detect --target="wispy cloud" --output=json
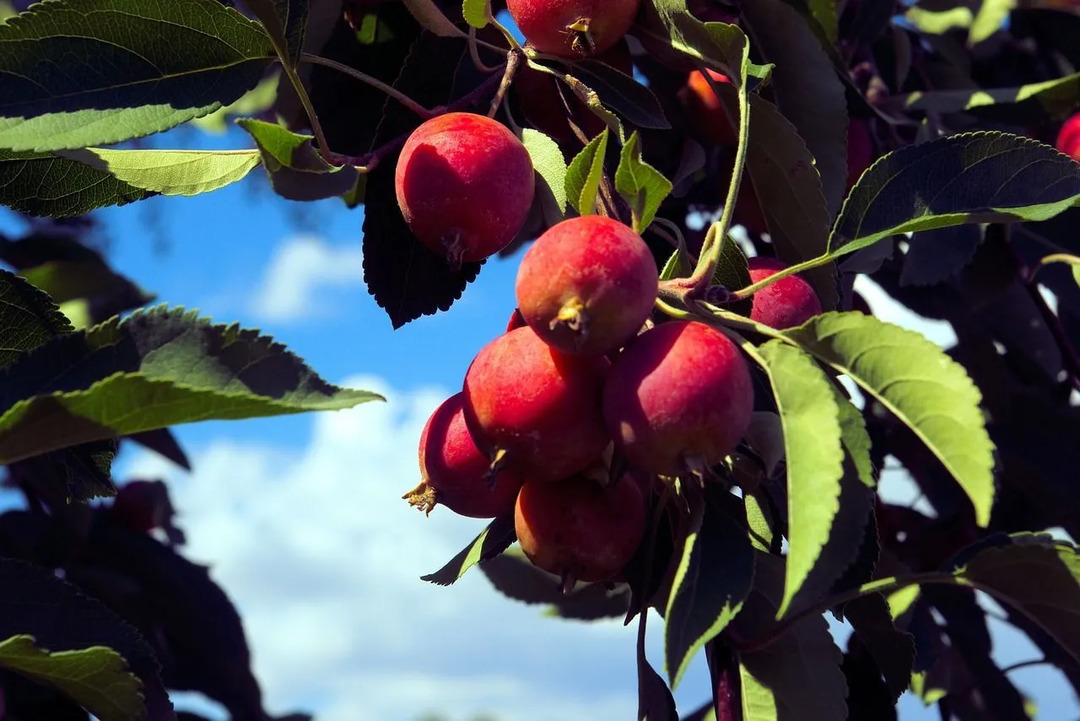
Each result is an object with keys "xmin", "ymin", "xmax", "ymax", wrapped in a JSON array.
[{"xmin": 250, "ymin": 235, "xmax": 364, "ymax": 323}]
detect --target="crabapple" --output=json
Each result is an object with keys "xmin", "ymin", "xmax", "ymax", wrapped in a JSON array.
[
  {"xmin": 506, "ymin": 0, "xmax": 641, "ymax": 58},
  {"xmin": 406, "ymin": 393, "xmax": 524, "ymax": 518},
  {"xmin": 679, "ymin": 69, "xmax": 738, "ymax": 147},
  {"xmin": 603, "ymin": 320, "xmax": 754, "ymax": 476},
  {"xmin": 515, "ymin": 216, "xmax": 658, "ymax": 356},
  {"xmin": 515, "ymin": 471, "xmax": 646, "ymax": 584},
  {"xmin": 463, "ymin": 326, "xmax": 610, "ymax": 482},
  {"xmin": 395, "ymin": 112, "xmax": 535, "ymax": 266},
  {"xmin": 746, "ymin": 256, "xmax": 822, "ymax": 330},
  {"xmin": 1056, "ymin": 113, "xmax": 1080, "ymax": 161}
]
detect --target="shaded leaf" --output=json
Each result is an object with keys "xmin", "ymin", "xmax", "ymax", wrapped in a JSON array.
[
  {"xmin": 900, "ymin": 225, "xmax": 982, "ymax": 287},
  {"xmin": 190, "ymin": 71, "xmax": 281, "ymax": 134},
  {"xmin": 421, "ymin": 514, "xmax": 516, "ymax": 586},
  {"xmin": 0, "ymin": 268, "xmax": 71, "ymax": 370},
  {"xmin": 786, "ymin": 312, "xmax": 995, "ymax": 526},
  {"xmin": 0, "ymin": 0, "xmax": 275, "ymax": 151},
  {"xmin": 564, "ymin": 129, "xmax": 609, "ymax": 215},
  {"xmin": 756, "ymin": 341, "xmax": 845, "ymax": 617},
  {"xmin": 615, "ymin": 131, "xmax": 673, "ymax": 233},
  {"xmin": 573, "ymin": 59, "xmax": 670, "ymax": 130},
  {"xmin": 0, "ymin": 306, "xmax": 383, "ymax": 465},
  {"xmin": 0, "ymin": 635, "xmax": 143, "ymax": 721},
  {"xmin": 0, "ymin": 149, "xmax": 152, "ymax": 218},
  {"xmin": 238, "ymin": 119, "xmax": 358, "ymax": 201},
  {"xmin": 889, "ymin": 72, "xmax": 1080, "ymax": 123},
  {"xmin": 124, "ymin": 429, "xmax": 190, "ymax": 471},
  {"xmin": 665, "ymin": 491, "xmax": 754, "ymax": 689},
  {"xmin": 639, "ymin": 654, "xmax": 678, "ymax": 721},
  {"xmin": 828, "ymin": 132, "xmax": 1080, "ymax": 259},
  {"xmin": 843, "ymin": 594, "xmax": 915, "ymax": 700},
  {"xmin": 245, "ymin": 0, "xmax": 308, "ymax": 65},
  {"xmin": 479, "ymin": 550, "xmax": 630, "ymax": 620}
]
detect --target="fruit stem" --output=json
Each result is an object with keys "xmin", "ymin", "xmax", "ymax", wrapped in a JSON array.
[
  {"xmin": 300, "ymin": 52, "xmax": 437, "ymax": 119},
  {"xmin": 728, "ymin": 255, "xmax": 833, "ymax": 301},
  {"xmin": 488, "ymin": 49, "xmax": 523, "ymax": 118},
  {"xmin": 277, "ymin": 60, "xmax": 335, "ymax": 163},
  {"xmin": 468, "ymin": 26, "xmax": 503, "ymax": 73}
]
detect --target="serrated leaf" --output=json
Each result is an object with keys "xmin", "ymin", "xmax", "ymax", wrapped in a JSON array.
[
  {"xmin": 639, "ymin": 654, "xmax": 678, "ymax": 721},
  {"xmin": 191, "ymin": 72, "xmax": 280, "ymax": 134},
  {"xmin": 827, "ymin": 132, "xmax": 1080, "ymax": 259},
  {"xmin": 889, "ymin": 72, "xmax": 1080, "ymax": 122},
  {"xmin": 0, "ymin": 635, "xmax": 143, "ymax": 721},
  {"xmin": 900, "ymin": 225, "xmax": 981, "ymax": 287},
  {"xmin": 245, "ymin": 0, "xmax": 308, "ymax": 65},
  {"xmin": 843, "ymin": 595, "xmax": 915, "ymax": 700},
  {"xmin": 400, "ymin": 0, "xmax": 467, "ymax": 37},
  {"xmin": 565, "ymin": 129, "xmax": 608, "ymax": 215},
  {"xmin": 572, "ymin": 60, "xmax": 670, "ymax": 130},
  {"xmin": 615, "ymin": 131, "xmax": 672, "ymax": 233},
  {"xmin": 736, "ymin": 554, "xmax": 848, "ymax": 721},
  {"xmin": 462, "ymin": 0, "xmax": 488, "ymax": 28},
  {"xmin": 0, "ymin": 148, "xmax": 152, "ymax": 218},
  {"xmin": 238, "ymin": 118, "xmax": 358, "ymax": 201},
  {"xmin": 756, "ymin": 341, "xmax": 845, "ymax": 617},
  {"xmin": 421, "ymin": 514, "xmax": 515, "ymax": 585},
  {"xmin": 808, "ymin": 0, "xmax": 838, "ymax": 44},
  {"xmin": 58, "ymin": 148, "xmax": 261, "ymax": 196},
  {"xmin": 521, "ymin": 128, "xmax": 567, "ymax": 217},
  {"xmin": 0, "ymin": 306, "xmax": 383, "ymax": 464},
  {"xmin": 0, "ymin": 0, "xmax": 275, "ymax": 152},
  {"xmin": 0, "ymin": 268, "xmax": 72, "ymax": 370},
  {"xmin": 665, "ymin": 492, "xmax": 754, "ymax": 689},
  {"xmin": 745, "ymin": 489, "xmax": 777, "ymax": 553},
  {"xmin": 740, "ymin": 0, "xmax": 848, "ymax": 216},
  {"xmin": 785, "ymin": 311, "xmax": 995, "ymax": 525},
  {"xmin": 480, "ymin": 551, "xmax": 630, "ymax": 620},
  {"xmin": 956, "ymin": 534, "xmax": 1080, "ymax": 664}
]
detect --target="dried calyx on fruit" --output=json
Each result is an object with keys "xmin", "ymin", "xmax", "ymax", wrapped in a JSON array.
[
  {"xmin": 406, "ymin": 392, "xmax": 524, "ymax": 519},
  {"xmin": 395, "ymin": 112, "xmax": 535, "ymax": 267},
  {"xmin": 506, "ymin": 0, "xmax": 641, "ymax": 58},
  {"xmin": 515, "ymin": 216, "xmax": 658, "ymax": 357}
]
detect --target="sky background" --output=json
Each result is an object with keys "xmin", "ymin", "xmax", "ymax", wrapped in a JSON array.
[{"xmin": 1, "ymin": 8, "xmax": 1078, "ymax": 716}]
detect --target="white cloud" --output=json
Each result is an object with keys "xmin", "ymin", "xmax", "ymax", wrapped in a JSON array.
[
  {"xmin": 250, "ymin": 235, "xmax": 365, "ymax": 322},
  {"xmin": 120, "ymin": 377, "xmax": 710, "ymax": 721}
]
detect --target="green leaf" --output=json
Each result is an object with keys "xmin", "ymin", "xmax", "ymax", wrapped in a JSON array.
[
  {"xmin": 190, "ymin": 72, "xmax": 281, "ymax": 134},
  {"xmin": 61, "ymin": 148, "xmax": 261, "ymax": 196},
  {"xmin": 756, "ymin": 342, "xmax": 845, "ymax": 617},
  {"xmin": 421, "ymin": 514, "xmax": 516, "ymax": 586},
  {"xmin": 572, "ymin": 60, "xmax": 670, "ymax": 130},
  {"xmin": 833, "ymin": 383, "xmax": 875, "ymax": 489},
  {"xmin": 890, "ymin": 72, "xmax": 1080, "ymax": 121},
  {"xmin": 903, "ymin": 6, "xmax": 973, "ymax": 35},
  {"xmin": 740, "ymin": 0, "xmax": 848, "ymax": 216},
  {"xmin": 0, "ymin": 268, "xmax": 71, "ymax": 370},
  {"xmin": 615, "ymin": 131, "xmax": 673, "ymax": 233},
  {"xmin": 245, "ymin": 0, "xmax": 308, "ymax": 65},
  {"xmin": 807, "ymin": 0, "xmax": 838, "ymax": 45},
  {"xmin": 785, "ymin": 311, "xmax": 995, "ymax": 525},
  {"xmin": 745, "ymin": 489, "xmax": 777, "ymax": 553},
  {"xmin": 462, "ymin": 0, "xmax": 489, "ymax": 28},
  {"xmin": 400, "ymin": 0, "xmax": 468, "ymax": 37},
  {"xmin": 736, "ymin": 554, "xmax": 848, "ymax": 721},
  {"xmin": 0, "ymin": 0, "xmax": 275, "ymax": 152},
  {"xmin": 828, "ymin": 132, "xmax": 1080, "ymax": 259},
  {"xmin": 0, "ymin": 306, "xmax": 383, "ymax": 464},
  {"xmin": 565, "ymin": 129, "xmax": 608, "ymax": 215},
  {"xmin": 0, "ymin": 635, "xmax": 143, "ymax": 721},
  {"xmin": 238, "ymin": 118, "xmax": 359, "ymax": 201},
  {"xmin": 521, "ymin": 128, "xmax": 567, "ymax": 217},
  {"xmin": 665, "ymin": 492, "xmax": 754, "ymax": 689},
  {"xmin": 956, "ymin": 534, "xmax": 1080, "ymax": 664},
  {"xmin": 968, "ymin": 0, "xmax": 1013, "ymax": 45},
  {"xmin": 0, "ymin": 148, "xmax": 151, "ymax": 218},
  {"xmin": 842, "ymin": 595, "xmax": 915, "ymax": 700}
]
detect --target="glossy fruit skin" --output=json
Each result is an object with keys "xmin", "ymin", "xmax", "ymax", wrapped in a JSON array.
[
  {"xmin": 680, "ymin": 69, "xmax": 737, "ymax": 146},
  {"xmin": 603, "ymin": 321, "xmax": 754, "ymax": 475},
  {"xmin": 846, "ymin": 118, "xmax": 875, "ymax": 190},
  {"xmin": 463, "ymin": 326, "xmax": 610, "ymax": 482},
  {"xmin": 515, "ymin": 472, "xmax": 646, "ymax": 582},
  {"xmin": 506, "ymin": 0, "xmax": 641, "ymax": 58},
  {"xmin": 1056, "ymin": 113, "xmax": 1080, "ymax": 161},
  {"xmin": 516, "ymin": 216, "xmax": 658, "ymax": 356},
  {"xmin": 746, "ymin": 256, "xmax": 822, "ymax": 330},
  {"xmin": 411, "ymin": 393, "xmax": 524, "ymax": 518},
  {"xmin": 395, "ymin": 112, "xmax": 535, "ymax": 265}
]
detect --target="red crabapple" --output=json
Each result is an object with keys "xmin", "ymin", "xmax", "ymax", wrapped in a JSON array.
[
  {"xmin": 1056, "ymin": 113, "xmax": 1080, "ymax": 161},
  {"xmin": 463, "ymin": 326, "xmax": 610, "ymax": 482},
  {"xmin": 515, "ymin": 216, "xmax": 658, "ymax": 356},
  {"xmin": 679, "ymin": 69, "xmax": 738, "ymax": 147},
  {"xmin": 506, "ymin": 0, "xmax": 641, "ymax": 58},
  {"xmin": 395, "ymin": 112, "xmax": 535, "ymax": 266},
  {"xmin": 406, "ymin": 393, "xmax": 524, "ymax": 518},
  {"xmin": 746, "ymin": 256, "xmax": 822, "ymax": 330},
  {"xmin": 603, "ymin": 320, "xmax": 753, "ymax": 476},
  {"xmin": 515, "ymin": 471, "xmax": 646, "ymax": 584}
]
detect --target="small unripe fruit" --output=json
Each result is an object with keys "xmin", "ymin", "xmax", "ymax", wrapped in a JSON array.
[
  {"xmin": 679, "ymin": 69, "xmax": 737, "ymax": 147},
  {"xmin": 603, "ymin": 320, "xmax": 753, "ymax": 476},
  {"xmin": 506, "ymin": 0, "xmax": 641, "ymax": 58},
  {"xmin": 395, "ymin": 112, "xmax": 535, "ymax": 266},
  {"xmin": 406, "ymin": 393, "xmax": 524, "ymax": 518},
  {"xmin": 515, "ymin": 471, "xmax": 646, "ymax": 583},
  {"xmin": 516, "ymin": 216, "xmax": 658, "ymax": 356},
  {"xmin": 1056, "ymin": 113, "xmax": 1080, "ymax": 161},
  {"xmin": 746, "ymin": 256, "xmax": 822, "ymax": 330},
  {"xmin": 463, "ymin": 326, "xmax": 610, "ymax": 482}
]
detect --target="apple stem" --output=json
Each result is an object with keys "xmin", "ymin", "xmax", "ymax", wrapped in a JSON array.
[
  {"xmin": 488, "ymin": 49, "xmax": 523, "ymax": 118},
  {"xmin": 301, "ymin": 52, "xmax": 436, "ymax": 119}
]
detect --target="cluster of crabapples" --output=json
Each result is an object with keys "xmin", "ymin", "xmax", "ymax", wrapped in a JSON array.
[{"xmin": 396, "ymin": 117, "xmax": 822, "ymax": 586}]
